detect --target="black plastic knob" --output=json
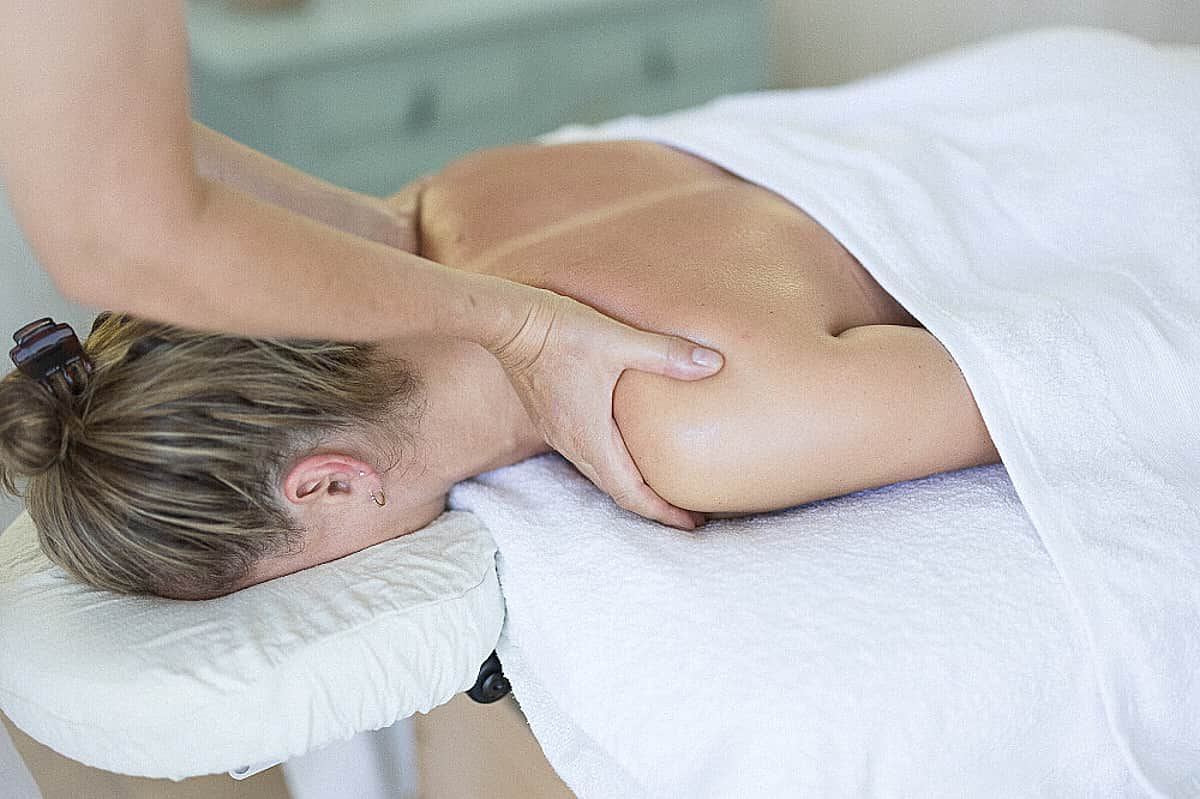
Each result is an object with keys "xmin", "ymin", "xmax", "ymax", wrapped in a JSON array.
[{"xmin": 467, "ymin": 651, "xmax": 512, "ymax": 704}]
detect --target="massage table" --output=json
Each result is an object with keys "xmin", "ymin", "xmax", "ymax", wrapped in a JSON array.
[{"xmin": 2, "ymin": 27, "xmax": 1198, "ymax": 798}]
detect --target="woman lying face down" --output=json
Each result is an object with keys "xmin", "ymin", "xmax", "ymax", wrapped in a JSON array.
[
  {"xmin": 0, "ymin": 141, "xmax": 999, "ymax": 598},
  {"xmin": 0, "ymin": 314, "xmax": 543, "ymax": 598}
]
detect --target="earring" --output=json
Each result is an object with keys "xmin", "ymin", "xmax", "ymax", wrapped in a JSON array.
[{"xmin": 370, "ymin": 488, "xmax": 387, "ymax": 508}]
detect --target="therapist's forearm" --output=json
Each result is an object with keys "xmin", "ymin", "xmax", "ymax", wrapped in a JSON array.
[
  {"xmin": 191, "ymin": 122, "xmax": 413, "ymax": 250},
  {"xmin": 89, "ymin": 175, "xmax": 521, "ymax": 346},
  {"xmin": 0, "ymin": 0, "xmax": 514, "ymax": 347}
]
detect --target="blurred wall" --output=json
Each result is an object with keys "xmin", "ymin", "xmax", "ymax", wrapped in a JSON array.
[{"xmin": 770, "ymin": 0, "xmax": 1200, "ymax": 86}]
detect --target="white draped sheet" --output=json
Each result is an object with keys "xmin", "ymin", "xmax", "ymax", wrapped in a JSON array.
[{"xmin": 452, "ymin": 27, "xmax": 1200, "ymax": 798}]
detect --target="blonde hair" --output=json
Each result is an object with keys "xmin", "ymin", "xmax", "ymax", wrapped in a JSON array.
[{"xmin": 0, "ymin": 314, "xmax": 418, "ymax": 599}]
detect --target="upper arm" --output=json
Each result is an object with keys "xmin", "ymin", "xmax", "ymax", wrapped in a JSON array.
[
  {"xmin": 614, "ymin": 325, "xmax": 999, "ymax": 514},
  {"xmin": 613, "ymin": 330, "xmax": 837, "ymax": 514},
  {"xmin": 0, "ymin": 1, "xmax": 199, "ymax": 300}
]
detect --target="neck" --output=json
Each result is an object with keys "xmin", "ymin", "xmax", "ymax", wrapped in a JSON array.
[{"xmin": 382, "ymin": 337, "xmax": 548, "ymax": 494}]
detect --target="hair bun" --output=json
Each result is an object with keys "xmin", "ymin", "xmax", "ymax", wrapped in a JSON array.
[{"xmin": 0, "ymin": 372, "xmax": 72, "ymax": 491}]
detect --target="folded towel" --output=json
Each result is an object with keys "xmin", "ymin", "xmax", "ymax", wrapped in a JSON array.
[{"xmin": 460, "ymin": 27, "xmax": 1200, "ymax": 798}]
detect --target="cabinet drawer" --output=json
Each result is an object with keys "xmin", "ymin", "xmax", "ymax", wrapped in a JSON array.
[
  {"xmin": 562, "ymin": 65, "xmax": 757, "ymax": 127},
  {"xmin": 544, "ymin": 2, "xmax": 764, "ymax": 97},
  {"xmin": 274, "ymin": 41, "xmax": 526, "ymax": 146},
  {"xmin": 191, "ymin": 73, "xmax": 294, "ymax": 156},
  {"xmin": 308, "ymin": 135, "xmax": 454, "ymax": 197},
  {"xmin": 293, "ymin": 109, "xmax": 534, "ymax": 195},
  {"xmin": 190, "ymin": 0, "xmax": 769, "ymax": 190}
]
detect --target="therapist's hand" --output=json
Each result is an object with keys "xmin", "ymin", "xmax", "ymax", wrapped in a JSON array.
[{"xmin": 490, "ymin": 287, "xmax": 723, "ymax": 530}]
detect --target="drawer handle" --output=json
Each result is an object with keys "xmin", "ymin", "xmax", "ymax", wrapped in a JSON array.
[
  {"xmin": 642, "ymin": 42, "xmax": 677, "ymax": 84},
  {"xmin": 403, "ymin": 86, "xmax": 439, "ymax": 133}
]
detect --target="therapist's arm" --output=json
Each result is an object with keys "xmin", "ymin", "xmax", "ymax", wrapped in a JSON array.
[
  {"xmin": 192, "ymin": 122, "xmax": 422, "ymax": 252},
  {"xmin": 0, "ymin": 1, "xmax": 481, "ymax": 342},
  {"xmin": 0, "ymin": 0, "xmax": 723, "ymax": 529}
]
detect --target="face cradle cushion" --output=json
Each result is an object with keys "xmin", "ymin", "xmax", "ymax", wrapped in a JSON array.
[{"xmin": 0, "ymin": 510, "xmax": 504, "ymax": 779}]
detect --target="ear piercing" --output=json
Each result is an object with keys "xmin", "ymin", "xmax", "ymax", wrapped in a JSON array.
[{"xmin": 359, "ymin": 471, "xmax": 386, "ymax": 507}]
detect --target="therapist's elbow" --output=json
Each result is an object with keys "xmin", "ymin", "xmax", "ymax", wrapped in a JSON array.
[
  {"xmin": 41, "ymin": 229, "xmax": 118, "ymax": 308},
  {"xmin": 47, "ymin": 188, "xmax": 202, "ymax": 309}
]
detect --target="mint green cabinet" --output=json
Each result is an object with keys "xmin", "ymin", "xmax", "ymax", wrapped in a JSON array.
[{"xmin": 188, "ymin": 0, "xmax": 767, "ymax": 195}]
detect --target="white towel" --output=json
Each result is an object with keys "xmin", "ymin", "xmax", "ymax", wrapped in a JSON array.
[
  {"xmin": 455, "ymin": 28, "xmax": 1200, "ymax": 798},
  {"xmin": 452, "ymin": 458, "xmax": 1135, "ymax": 797}
]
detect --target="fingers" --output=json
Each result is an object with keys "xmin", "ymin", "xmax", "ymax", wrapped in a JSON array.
[
  {"xmin": 626, "ymin": 330, "xmax": 724, "ymax": 382},
  {"xmin": 613, "ymin": 482, "xmax": 700, "ymax": 531},
  {"xmin": 583, "ymin": 424, "xmax": 704, "ymax": 531},
  {"xmin": 492, "ymin": 294, "xmax": 714, "ymax": 530}
]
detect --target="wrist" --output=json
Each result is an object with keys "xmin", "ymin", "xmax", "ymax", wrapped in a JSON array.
[
  {"xmin": 358, "ymin": 198, "xmax": 412, "ymax": 249},
  {"xmin": 443, "ymin": 271, "xmax": 542, "ymax": 354}
]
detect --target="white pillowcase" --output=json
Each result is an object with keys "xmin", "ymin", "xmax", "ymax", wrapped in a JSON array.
[{"xmin": 0, "ymin": 509, "xmax": 503, "ymax": 779}]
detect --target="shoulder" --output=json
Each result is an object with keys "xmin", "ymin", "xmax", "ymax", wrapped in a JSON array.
[{"xmin": 611, "ymin": 326, "xmax": 839, "ymax": 515}]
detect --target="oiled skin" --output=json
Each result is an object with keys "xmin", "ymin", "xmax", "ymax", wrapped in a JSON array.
[{"xmin": 419, "ymin": 141, "xmax": 998, "ymax": 513}]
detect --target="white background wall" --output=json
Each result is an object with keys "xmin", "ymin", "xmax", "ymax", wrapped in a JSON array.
[{"xmin": 771, "ymin": 0, "xmax": 1200, "ymax": 87}]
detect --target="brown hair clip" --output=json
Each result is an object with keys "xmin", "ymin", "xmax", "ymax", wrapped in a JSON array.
[{"xmin": 9, "ymin": 318, "xmax": 93, "ymax": 396}]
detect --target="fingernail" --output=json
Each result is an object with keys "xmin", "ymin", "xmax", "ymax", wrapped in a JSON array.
[{"xmin": 691, "ymin": 347, "xmax": 723, "ymax": 369}]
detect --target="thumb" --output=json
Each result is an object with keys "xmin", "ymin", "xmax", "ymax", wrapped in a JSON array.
[{"xmin": 625, "ymin": 330, "xmax": 724, "ymax": 381}]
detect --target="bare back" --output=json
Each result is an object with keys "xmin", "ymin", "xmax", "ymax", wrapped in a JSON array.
[
  {"xmin": 418, "ymin": 142, "xmax": 996, "ymax": 512},
  {"xmin": 421, "ymin": 141, "xmax": 914, "ymax": 343}
]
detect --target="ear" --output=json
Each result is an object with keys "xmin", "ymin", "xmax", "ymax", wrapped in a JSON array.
[{"xmin": 282, "ymin": 453, "xmax": 377, "ymax": 508}]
